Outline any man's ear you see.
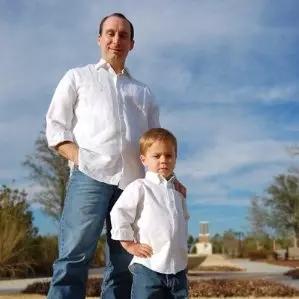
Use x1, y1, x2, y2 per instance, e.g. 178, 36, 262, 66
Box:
97, 35, 101, 47
129, 40, 135, 51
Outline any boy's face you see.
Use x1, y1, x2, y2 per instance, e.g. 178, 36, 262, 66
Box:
140, 140, 176, 179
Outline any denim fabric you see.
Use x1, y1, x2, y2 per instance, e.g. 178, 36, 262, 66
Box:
47, 168, 132, 299
131, 263, 188, 299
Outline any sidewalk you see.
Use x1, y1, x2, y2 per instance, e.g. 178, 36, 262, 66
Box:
0, 268, 104, 294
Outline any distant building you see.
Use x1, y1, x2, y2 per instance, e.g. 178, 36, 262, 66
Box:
195, 221, 212, 255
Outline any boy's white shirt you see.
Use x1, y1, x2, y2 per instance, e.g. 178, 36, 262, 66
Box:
110, 171, 189, 275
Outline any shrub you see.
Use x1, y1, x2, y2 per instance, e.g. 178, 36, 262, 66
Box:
248, 250, 268, 261
91, 236, 106, 267
0, 186, 36, 278
31, 235, 58, 277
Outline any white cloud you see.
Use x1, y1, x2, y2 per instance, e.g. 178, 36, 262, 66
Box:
258, 85, 298, 102
177, 139, 290, 179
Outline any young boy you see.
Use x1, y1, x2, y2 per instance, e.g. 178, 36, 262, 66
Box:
110, 128, 189, 299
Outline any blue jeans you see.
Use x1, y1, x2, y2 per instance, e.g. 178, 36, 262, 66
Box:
47, 168, 133, 299
131, 263, 188, 299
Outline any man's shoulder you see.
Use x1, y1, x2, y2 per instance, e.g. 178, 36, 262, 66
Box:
67, 63, 97, 75
128, 77, 156, 102
129, 76, 148, 88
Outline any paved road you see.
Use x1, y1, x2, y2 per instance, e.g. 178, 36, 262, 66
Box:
187, 258, 299, 290
231, 259, 293, 273
0, 268, 105, 294
229, 259, 299, 290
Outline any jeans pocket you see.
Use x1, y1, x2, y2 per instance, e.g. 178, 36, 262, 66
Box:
131, 263, 143, 275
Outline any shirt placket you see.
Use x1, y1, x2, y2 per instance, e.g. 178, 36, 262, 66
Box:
165, 182, 176, 272
113, 74, 125, 180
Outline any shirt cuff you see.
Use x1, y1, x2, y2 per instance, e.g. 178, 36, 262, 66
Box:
111, 228, 134, 241
47, 131, 74, 148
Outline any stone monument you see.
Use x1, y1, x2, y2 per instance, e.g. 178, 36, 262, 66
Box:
195, 221, 212, 255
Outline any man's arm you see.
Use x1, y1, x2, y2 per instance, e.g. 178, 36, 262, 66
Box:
146, 87, 161, 129
46, 70, 78, 159
55, 141, 79, 165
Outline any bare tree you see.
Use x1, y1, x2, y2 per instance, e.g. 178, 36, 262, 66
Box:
23, 129, 69, 222
247, 195, 268, 249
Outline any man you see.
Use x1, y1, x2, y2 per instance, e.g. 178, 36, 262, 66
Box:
46, 13, 186, 299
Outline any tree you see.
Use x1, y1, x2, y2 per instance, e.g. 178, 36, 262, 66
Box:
264, 173, 299, 247
187, 234, 195, 253
222, 229, 238, 256
0, 185, 37, 277
23, 128, 69, 222
210, 233, 223, 254
247, 195, 268, 249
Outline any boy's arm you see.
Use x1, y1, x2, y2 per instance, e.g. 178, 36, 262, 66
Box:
120, 241, 153, 258
110, 182, 153, 258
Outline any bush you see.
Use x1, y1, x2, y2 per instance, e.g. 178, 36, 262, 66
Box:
91, 236, 106, 267
285, 268, 299, 279
0, 212, 34, 278
248, 250, 268, 261
0, 186, 37, 278
272, 251, 279, 260
30, 235, 58, 277
23, 278, 103, 296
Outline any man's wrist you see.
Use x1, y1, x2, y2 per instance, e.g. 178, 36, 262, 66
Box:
72, 147, 79, 165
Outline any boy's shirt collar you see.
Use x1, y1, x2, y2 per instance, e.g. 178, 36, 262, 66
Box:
145, 171, 176, 186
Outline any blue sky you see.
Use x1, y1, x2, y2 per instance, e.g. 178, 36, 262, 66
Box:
1, 0, 299, 238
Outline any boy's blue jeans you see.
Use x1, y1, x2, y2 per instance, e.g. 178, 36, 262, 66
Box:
131, 263, 188, 299
47, 168, 133, 299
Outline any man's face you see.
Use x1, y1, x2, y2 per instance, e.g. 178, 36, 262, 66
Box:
98, 16, 134, 67
140, 140, 176, 179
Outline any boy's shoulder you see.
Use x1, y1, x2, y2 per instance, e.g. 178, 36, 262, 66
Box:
125, 178, 146, 191
125, 177, 156, 191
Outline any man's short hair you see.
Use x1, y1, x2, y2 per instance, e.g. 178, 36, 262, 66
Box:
99, 13, 134, 40
139, 128, 177, 156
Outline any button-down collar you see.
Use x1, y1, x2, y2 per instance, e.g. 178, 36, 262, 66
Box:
95, 58, 132, 78
145, 171, 176, 186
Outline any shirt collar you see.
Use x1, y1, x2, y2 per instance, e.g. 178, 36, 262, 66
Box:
145, 171, 176, 186
95, 58, 132, 78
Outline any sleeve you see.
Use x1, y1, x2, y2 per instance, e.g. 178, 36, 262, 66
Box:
110, 181, 144, 241
145, 87, 160, 129
46, 69, 77, 148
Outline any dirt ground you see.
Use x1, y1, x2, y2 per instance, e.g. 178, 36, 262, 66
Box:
2, 296, 299, 299
264, 259, 299, 268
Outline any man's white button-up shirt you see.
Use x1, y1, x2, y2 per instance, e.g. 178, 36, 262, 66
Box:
110, 171, 189, 274
46, 59, 160, 189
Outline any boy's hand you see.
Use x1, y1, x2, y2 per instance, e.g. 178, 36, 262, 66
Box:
120, 241, 153, 258
173, 179, 187, 198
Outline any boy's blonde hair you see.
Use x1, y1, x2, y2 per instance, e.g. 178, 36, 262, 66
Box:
139, 128, 177, 156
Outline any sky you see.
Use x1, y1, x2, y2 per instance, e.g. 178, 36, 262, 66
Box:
1, 0, 299, 238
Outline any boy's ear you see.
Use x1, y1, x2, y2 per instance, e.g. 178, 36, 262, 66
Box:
140, 155, 146, 166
